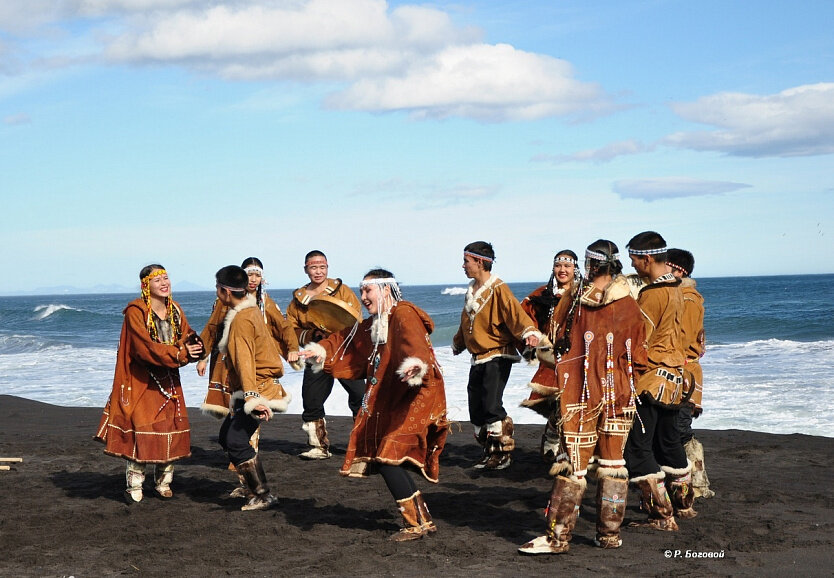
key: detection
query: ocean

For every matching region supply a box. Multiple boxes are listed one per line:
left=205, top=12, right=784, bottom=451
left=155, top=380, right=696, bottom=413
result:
left=1, top=275, right=832, bottom=437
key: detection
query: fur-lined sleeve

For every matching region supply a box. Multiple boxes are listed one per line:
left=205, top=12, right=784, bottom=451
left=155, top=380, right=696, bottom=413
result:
left=390, top=305, right=437, bottom=388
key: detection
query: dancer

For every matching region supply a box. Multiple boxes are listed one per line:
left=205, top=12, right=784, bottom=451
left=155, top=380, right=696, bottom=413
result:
left=287, top=250, right=366, bottom=459
left=519, top=240, right=647, bottom=554
left=198, top=257, right=300, bottom=497
left=666, top=248, right=713, bottom=504
left=301, top=269, right=448, bottom=541
left=452, top=241, right=541, bottom=470
left=623, top=232, right=693, bottom=531
left=95, top=264, right=203, bottom=503
left=519, top=250, right=578, bottom=466
left=214, top=265, right=292, bottom=511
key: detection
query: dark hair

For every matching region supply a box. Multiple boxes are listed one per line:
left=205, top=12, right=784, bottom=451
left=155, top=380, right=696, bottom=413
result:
left=364, top=268, right=394, bottom=280
left=139, top=264, right=165, bottom=280
left=464, top=241, right=494, bottom=271
left=215, top=265, right=248, bottom=299
left=585, top=239, right=623, bottom=281
left=241, top=257, right=263, bottom=269
left=554, top=249, right=578, bottom=262
left=305, top=250, right=327, bottom=263
left=627, top=231, right=667, bottom=263
left=666, top=248, right=694, bottom=277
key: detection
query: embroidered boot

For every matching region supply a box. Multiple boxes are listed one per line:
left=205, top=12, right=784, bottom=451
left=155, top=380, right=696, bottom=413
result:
left=391, top=491, right=435, bottom=542
left=685, top=437, right=714, bottom=499
left=236, top=455, right=278, bottom=511
left=518, top=476, right=585, bottom=555
left=484, top=416, right=515, bottom=470
left=630, top=477, right=679, bottom=531
left=666, top=463, right=697, bottom=519
left=300, top=418, right=332, bottom=460
left=124, top=460, right=145, bottom=504
left=594, top=476, right=628, bottom=548
left=230, top=428, right=260, bottom=495
left=153, top=463, right=175, bottom=499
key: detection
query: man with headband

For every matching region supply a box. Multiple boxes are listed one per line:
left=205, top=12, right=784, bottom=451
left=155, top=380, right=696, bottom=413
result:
left=214, top=265, right=292, bottom=511
left=287, top=250, right=366, bottom=460
left=666, top=248, right=714, bottom=509
left=452, top=241, right=542, bottom=470
left=622, top=231, right=692, bottom=531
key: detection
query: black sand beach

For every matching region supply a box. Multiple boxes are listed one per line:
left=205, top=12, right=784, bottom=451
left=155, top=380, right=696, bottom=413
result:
left=1, top=394, right=832, bottom=577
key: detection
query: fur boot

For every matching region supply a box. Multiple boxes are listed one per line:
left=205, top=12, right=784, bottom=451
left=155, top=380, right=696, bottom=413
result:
left=483, top=416, right=515, bottom=470
left=391, top=491, right=436, bottom=542
left=472, top=424, right=490, bottom=468
left=594, top=476, right=628, bottom=548
left=630, top=477, right=678, bottom=531
left=236, top=455, right=278, bottom=511
left=685, top=437, right=714, bottom=498
left=124, top=461, right=145, bottom=504
left=153, top=463, right=175, bottom=499
left=518, top=476, right=586, bottom=555
left=300, top=418, right=332, bottom=460
left=666, top=462, right=697, bottom=519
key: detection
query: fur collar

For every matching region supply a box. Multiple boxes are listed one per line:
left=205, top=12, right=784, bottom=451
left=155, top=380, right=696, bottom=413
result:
left=680, top=277, right=697, bottom=289
left=464, top=275, right=500, bottom=316
left=218, top=294, right=257, bottom=354
left=580, top=275, right=632, bottom=307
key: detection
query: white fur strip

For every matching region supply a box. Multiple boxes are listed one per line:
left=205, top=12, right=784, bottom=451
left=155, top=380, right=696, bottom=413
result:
left=396, top=356, right=429, bottom=387
left=302, top=342, right=327, bottom=373
left=217, top=294, right=257, bottom=354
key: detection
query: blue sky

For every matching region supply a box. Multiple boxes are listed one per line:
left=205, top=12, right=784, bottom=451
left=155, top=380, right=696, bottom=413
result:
left=1, top=0, right=832, bottom=294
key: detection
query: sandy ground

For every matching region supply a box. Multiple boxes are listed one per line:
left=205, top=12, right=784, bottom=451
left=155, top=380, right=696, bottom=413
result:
left=1, top=394, right=832, bottom=577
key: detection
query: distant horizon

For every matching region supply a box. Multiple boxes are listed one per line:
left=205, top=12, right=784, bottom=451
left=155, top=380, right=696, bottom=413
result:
left=3, top=271, right=833, bottom=298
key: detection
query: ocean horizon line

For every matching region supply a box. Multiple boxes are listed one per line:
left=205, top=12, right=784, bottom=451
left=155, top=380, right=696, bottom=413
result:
left=2, top=272, right=833, bottom=298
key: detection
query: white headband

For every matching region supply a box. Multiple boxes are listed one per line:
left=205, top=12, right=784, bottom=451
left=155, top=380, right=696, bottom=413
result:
left=360, top=277, right=398, bottom=287
left=464, top=251, right=494, bottom=263
left=585, top=249, right=619, bottom=262
left=628, top=247, right=666, bottom=256
left=554, top=255, right=577, bottom=265
left=244, top=266, right=263, bottom=275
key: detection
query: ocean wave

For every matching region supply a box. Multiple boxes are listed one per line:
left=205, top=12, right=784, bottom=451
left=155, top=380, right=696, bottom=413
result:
left=33, top=304, right=85, bottom=320
left=441, top=287, right=467, bottom=296
left=0, top=334, right=73, bottom=355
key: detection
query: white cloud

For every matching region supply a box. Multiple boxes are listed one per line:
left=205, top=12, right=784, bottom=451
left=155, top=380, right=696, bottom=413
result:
left=532, top=139, right=654, bottom=164
left=351, top=178, right=500, bottom=208
left=612, top=177, right=751, bottom=202
left=3, top=113, right=31, bottom=125
left=0, top=0, right=613, bottom=123
left=665, top=83, right=834, bottom=157
left=327, top=43, right=610, bottom=121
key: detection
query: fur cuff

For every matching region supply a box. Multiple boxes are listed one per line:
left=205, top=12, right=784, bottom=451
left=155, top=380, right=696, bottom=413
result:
left=396, top=356, right=429, bottom=386
left=521, top=328, right=543, bottom=342
left=303, top=342, right=327, bottom=373
left=200, top=403, right=230, bottom=420
left=661, top=459, right=693, bottom=477
left=596, top=466, right=629, bottom=479
left=629, top=470, right=666, bottom=483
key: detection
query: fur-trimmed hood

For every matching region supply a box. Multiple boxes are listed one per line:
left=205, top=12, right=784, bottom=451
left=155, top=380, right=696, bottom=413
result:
left=217, top=294, right=257, bottom=354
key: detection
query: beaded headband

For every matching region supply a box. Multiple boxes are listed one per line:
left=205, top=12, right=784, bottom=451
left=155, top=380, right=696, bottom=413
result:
left=217, top=282, right=246, bottom=292
left=142, top=268, right=167, bottom=285
left=360, top=277, right=398, bottom=287
left=667, top=262, right=689, bottom=276
left=585, top=249, right=619, bottom=262
left=244, top=266, right=263, bottom=275
left=464, top=250, right=494, bottom=263
left=554, top=256, right=577, bottom=265
left=628, top=246, right=667, bottom=256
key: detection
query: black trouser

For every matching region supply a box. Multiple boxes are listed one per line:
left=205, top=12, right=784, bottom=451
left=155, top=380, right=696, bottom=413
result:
left=219, top=398, right=260, bottom=466
left=301, top=365, right=366, bottom=422
left=678, top=403, right=694, bottom=444
left=466, top=357, right=513, bottom=427
left=379, top=464, right=418, bottom=500
left=623, top=394, right=688, bottom=479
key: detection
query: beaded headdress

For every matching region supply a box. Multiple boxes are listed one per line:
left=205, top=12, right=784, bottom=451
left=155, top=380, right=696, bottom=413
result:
left=554, top=255, right=577, bottom=265
left=140, top=268, right=180, bottom=344
left=244, top=265, right=268, bottom=317
left=464, top=250, right=494, bottom=263
left=628, top=246, right=666, bottom=256
left=360, top=277, right=403, bottom=303
left=667, top=262, right=689, bottom=276
left=585, top=248, right=620, bottom=262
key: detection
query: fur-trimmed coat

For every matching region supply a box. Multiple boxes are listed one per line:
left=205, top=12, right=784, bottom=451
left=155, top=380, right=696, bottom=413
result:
left=452, top=275, right=540, bottom=364
left=221, top=295, right=291, bottom=417
left=680, top=278, right=705, bottom=413
left=306, top=301, right=448, bottom=483
left=286, top=278, right=361, bottom=344
left=635, top=274, right=690, bottom=406
left=200, top=293, right=299, bottom=418
left=94, top=298, right=194, bottom=463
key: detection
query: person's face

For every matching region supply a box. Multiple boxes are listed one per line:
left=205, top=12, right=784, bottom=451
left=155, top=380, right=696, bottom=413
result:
left=246, top=269, right=262, bottom=293
left=304, top=257, right=328, bottom=284
left=148, top=271, right=171, bottom=299
left=462, top=254, right=484, bottom=279
left=553, top=258, right=575, bottom=287
left=360, top=282, right=385, bottom=316
left=630, top=254, right=649, bottom=277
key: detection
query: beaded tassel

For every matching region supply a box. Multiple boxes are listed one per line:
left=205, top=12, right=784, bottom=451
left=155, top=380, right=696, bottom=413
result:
left=625, top=338, right=645, bottom=433
left=581, top=331, right=593, bottom=424
left=605, top=332, right=616, bottom=418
